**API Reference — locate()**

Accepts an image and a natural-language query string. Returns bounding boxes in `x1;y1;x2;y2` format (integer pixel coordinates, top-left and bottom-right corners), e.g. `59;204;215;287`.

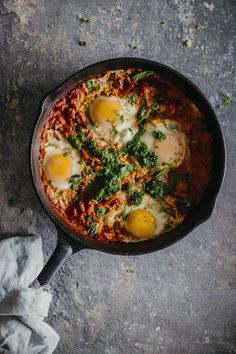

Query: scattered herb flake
128;95;136;105
121;210;128;221
153;130;166;141
160;202;176;217
160;21;164;25
111;126;118;135
194;23;205;30
86;79;100;92
137;107;148;128
95;207;106;217
128;44;137;49
156;94;168;104
133;71;155;81
183;38;192;48
78;40;86;46
80;17;90;24
67;135;82;151
155;164;170;182
48;180;52;186
69;174;82;190
117;111;124;123
128;189;145;206
20;207;27;215
177;198;191;212
87;124;98;130
47;24;53;28
87;216;96;237
126;269;134;273
151;102;159;111
63;151;69;157
218;92;233;108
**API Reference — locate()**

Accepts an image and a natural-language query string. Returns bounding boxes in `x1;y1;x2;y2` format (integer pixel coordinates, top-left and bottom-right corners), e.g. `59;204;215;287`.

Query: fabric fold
0;235;59;354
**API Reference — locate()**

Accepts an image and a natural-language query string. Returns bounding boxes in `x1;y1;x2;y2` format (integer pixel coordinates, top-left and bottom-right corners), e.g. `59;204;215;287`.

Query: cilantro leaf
219;92;233;108
87;216;96;237
86;79;100;91
80;17;90;24
137;107;148;128
133;71;155;81
78;40;86;46
153;130;166;141
67;135;82;151
69;174;82;190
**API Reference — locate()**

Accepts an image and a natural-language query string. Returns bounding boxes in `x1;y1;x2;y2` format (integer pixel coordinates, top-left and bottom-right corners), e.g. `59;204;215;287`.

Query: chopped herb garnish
126;133;159;168
194;23;205;30
151;102;159;111
183;38;192;48
47;24;53;28
48;180;52;186
128;189;145;206
111;126;118;134
87;124;98;130
76;126;102;157
128;127;133;133
145;168;186;201
156;94;168;104
160;202;176;217
128;44;137;49
80;17;90;24
145;181;170;200
133;71;155;81
128;95;136;105
87;216;96;237
95;207;106;217
155;164;169;181
218;92;233;108
137;107;148;128
153;130;166;141
63;151;69;157
121;210;128;221
86;79;100;91
117;112;124;123
67;135;82;151
126;269;134;273
177;198;191;212
20;207;27;215
84;147;134;201
69;174;82;190
78;40;86;46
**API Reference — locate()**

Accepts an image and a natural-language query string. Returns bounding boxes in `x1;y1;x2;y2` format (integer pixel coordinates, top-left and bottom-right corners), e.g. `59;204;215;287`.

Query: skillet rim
30;57;226;255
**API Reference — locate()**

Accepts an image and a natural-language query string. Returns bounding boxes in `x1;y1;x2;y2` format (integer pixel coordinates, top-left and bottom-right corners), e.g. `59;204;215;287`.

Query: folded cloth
0;235;59;354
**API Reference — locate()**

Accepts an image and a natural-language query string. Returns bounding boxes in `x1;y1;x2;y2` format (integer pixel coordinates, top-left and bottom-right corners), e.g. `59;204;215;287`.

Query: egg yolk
89;96;121;125
44;154;72;182
124;209;157;239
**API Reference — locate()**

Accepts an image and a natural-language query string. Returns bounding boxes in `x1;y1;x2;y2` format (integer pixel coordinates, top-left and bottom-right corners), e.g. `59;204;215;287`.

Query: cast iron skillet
30;58;226;286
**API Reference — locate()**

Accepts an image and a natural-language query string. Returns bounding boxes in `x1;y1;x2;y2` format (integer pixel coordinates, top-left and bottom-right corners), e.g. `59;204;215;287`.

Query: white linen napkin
0;235;59;354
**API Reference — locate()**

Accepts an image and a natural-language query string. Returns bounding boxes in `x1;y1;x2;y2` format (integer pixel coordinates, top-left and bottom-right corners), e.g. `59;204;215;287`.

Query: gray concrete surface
0;0;235;353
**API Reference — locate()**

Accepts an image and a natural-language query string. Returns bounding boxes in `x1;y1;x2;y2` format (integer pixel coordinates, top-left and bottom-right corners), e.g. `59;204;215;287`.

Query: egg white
121;194;169;241
43;135;83;190
89;95;139;146
141;119;188;168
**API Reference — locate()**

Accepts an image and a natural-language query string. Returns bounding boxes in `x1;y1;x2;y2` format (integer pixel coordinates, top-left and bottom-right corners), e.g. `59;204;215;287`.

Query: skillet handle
37;229;83;286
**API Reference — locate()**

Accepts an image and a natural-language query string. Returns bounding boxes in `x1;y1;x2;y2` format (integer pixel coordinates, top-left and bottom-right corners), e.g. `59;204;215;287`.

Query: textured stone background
0;0;235;353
